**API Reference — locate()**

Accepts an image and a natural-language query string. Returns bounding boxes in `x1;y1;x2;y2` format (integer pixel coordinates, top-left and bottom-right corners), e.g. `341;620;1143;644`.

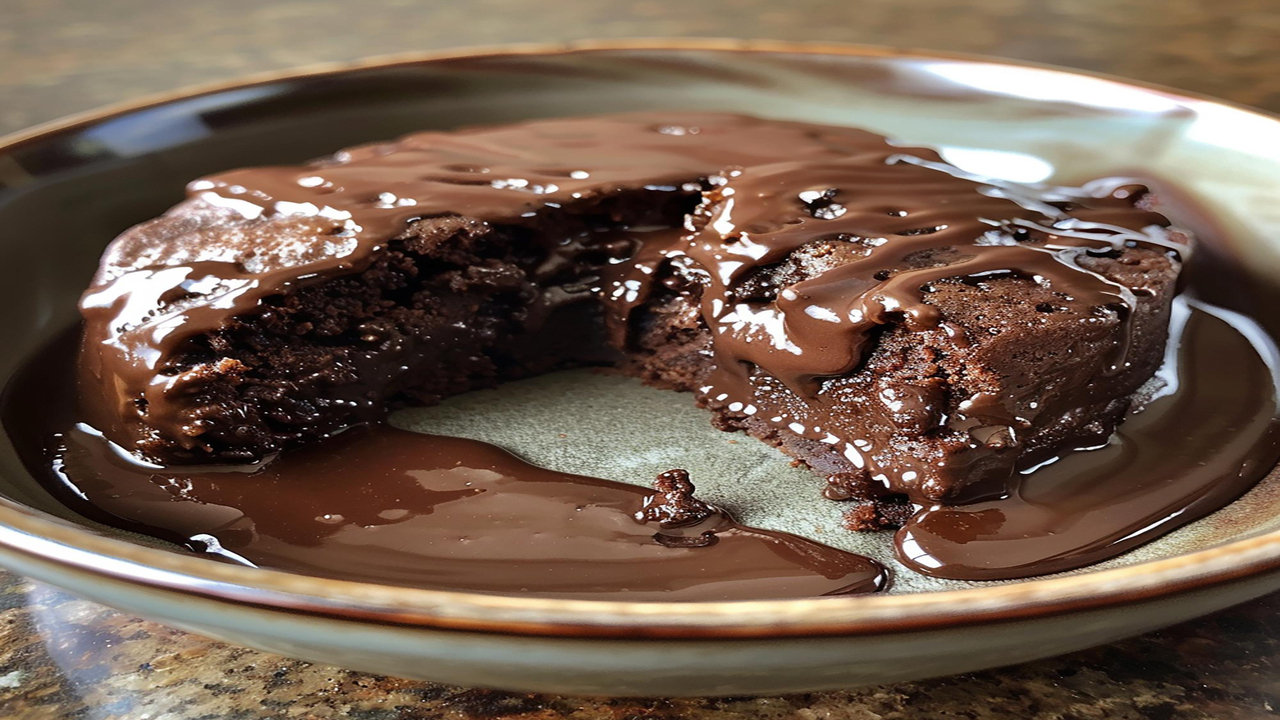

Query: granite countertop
3;0;1279;717
4;569;1280;720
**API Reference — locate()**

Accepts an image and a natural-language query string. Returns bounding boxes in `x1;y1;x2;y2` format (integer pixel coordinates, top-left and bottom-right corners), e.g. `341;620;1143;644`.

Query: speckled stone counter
3;0;1280;717
5;571;1280;719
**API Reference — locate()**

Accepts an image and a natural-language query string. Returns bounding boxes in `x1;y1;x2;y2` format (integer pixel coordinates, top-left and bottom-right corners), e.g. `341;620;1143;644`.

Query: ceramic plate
1;40;1279;696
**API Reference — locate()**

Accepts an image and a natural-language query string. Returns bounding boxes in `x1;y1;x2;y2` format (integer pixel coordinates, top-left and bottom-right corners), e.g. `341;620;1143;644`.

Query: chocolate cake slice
78;113;1185;522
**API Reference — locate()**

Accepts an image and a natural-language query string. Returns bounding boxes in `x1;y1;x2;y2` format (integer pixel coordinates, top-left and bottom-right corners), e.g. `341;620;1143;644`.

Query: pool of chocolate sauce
5;282;1277;594
3;335;888;600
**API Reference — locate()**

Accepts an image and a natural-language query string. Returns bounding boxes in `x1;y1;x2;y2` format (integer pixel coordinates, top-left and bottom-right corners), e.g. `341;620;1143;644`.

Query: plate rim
3;37;1278;640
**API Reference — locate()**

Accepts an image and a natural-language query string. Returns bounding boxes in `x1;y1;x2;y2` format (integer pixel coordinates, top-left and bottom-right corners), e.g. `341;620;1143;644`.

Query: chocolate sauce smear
5;336;886;600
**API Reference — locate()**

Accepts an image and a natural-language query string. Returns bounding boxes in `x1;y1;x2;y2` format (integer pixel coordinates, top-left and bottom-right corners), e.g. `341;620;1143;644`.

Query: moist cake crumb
843;499;917;531
635;469;718;528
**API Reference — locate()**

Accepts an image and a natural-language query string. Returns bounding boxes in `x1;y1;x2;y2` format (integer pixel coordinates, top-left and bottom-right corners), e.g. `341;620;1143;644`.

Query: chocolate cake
78;112;1186;524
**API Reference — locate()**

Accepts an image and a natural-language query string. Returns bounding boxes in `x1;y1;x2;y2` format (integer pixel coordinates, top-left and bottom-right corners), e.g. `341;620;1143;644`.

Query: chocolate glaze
80;112;1185;506
609;161;1168;391
5;334;886;600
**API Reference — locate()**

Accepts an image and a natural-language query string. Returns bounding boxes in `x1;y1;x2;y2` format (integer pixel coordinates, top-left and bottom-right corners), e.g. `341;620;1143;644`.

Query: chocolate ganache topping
78;112;1186;508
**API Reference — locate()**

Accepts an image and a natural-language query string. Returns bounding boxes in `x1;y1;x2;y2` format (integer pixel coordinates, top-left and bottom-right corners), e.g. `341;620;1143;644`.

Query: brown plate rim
2;38;1278;640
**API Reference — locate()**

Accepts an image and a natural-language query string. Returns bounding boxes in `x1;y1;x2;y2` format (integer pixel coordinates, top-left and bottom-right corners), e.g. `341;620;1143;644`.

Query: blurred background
4;0;1278;135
